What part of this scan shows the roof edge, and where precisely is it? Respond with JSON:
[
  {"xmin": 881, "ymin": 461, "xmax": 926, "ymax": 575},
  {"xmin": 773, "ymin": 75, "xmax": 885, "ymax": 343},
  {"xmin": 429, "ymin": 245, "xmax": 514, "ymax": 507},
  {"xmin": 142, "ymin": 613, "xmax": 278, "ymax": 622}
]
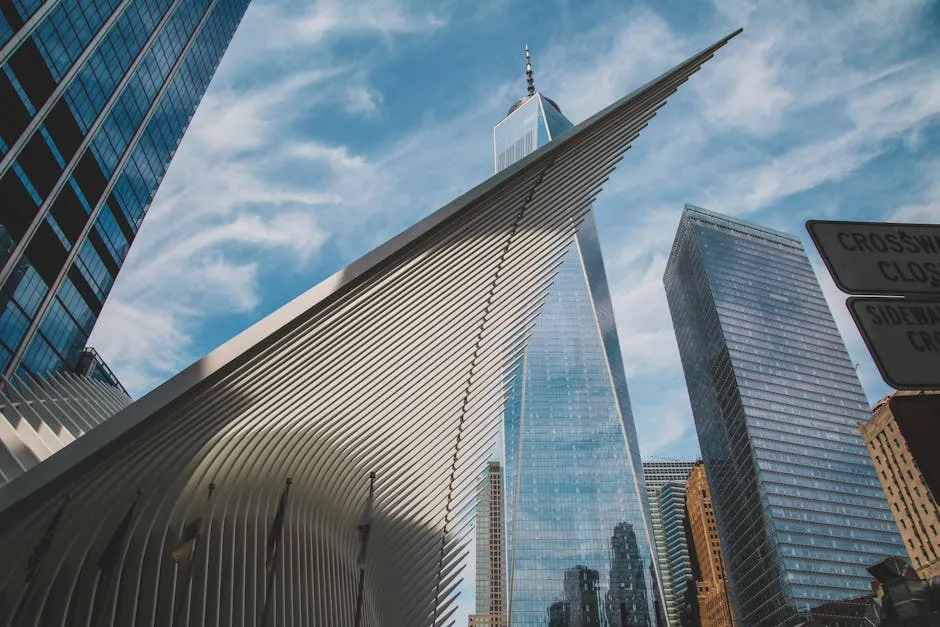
[{"xmin": 0, "ymin": 28, "xmax": 743, "ymax": 512}]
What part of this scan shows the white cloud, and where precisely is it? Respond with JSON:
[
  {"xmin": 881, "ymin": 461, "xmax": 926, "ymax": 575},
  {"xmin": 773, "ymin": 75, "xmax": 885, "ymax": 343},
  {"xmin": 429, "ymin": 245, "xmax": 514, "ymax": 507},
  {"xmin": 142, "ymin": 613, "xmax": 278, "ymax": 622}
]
[
  {"xmin": 190, "ymin": 68, "xmax": 349, "ymax": 152},
  {"xmin": 634, "ymin": 387, "xmax": 693, "ymax": 456},
  {"xmin": 82, "ymin": 1, "xmax": 938, "ymax": 622},
  {"xmin": 697, "ymin": 37, "xmax": 792, "ymax": 134},
  {"xmin": 890, "ymin": 159, "xmax": 940, "ymax": 223},
  {"xmin": 606, "ymin": 212, "xmax": 685, "ymax": 379},
  {"xmin": 344, "ymin": 84, "xmax": 383, "ymax": 116},
  {"xmin": 89, "ymin": 0, "xmax": 445, "ymax": 394},
  {"xmin": 292, "ymin": 0, "xmax": 446, "ymax": 42},
  {"xmin": 91, "ymin": 301, "xmax": 192, "ymax": 394},
  {"xmin": 539, "ymin": 10, "xmax": 686, "ymax": 123}
]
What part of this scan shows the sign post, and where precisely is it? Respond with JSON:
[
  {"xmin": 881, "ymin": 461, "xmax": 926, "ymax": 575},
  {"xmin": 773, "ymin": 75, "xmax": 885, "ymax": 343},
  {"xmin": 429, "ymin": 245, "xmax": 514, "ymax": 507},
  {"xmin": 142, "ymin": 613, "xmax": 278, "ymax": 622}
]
[
  {"xmin": 806, "ymin": 221, "xmax": 940, "ymax": 295},
  {"xmin": 847, "ymin": 297, "xmax": 940, "ymax": 389},
  {"xmin": 806, "ymin": 220, "xmax": 940, "ymax": 390}
]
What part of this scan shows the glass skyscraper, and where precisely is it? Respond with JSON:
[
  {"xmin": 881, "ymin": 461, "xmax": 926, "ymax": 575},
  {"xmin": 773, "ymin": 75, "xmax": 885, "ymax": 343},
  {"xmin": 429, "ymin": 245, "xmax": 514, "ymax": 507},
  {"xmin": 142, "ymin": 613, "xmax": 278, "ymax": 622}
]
[
  {"xmin": 0, "ymin": 0, "xmax": 250, "ymax": 383},
  {"xmin": 495, "ymin": 62, "xmax": 658, "ymax": 626},
  {"xmin": 663, "ymin": 205, "xmax": 905, "ymax": 625},
  {"xmin": 642, "ymin": 459, "xmax": 696, "ymax": 627}
]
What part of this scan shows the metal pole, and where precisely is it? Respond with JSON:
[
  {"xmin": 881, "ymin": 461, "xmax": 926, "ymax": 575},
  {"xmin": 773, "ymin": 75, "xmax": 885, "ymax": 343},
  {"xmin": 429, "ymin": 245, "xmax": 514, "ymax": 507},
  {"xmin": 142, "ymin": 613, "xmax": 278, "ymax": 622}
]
[
  {"xmin": 353, "ymin": 566, "xmax": 367, "ymax": 627},
  {"xmin": 354, "ymin": 471, "xmax": 376, "ymax": 627}
]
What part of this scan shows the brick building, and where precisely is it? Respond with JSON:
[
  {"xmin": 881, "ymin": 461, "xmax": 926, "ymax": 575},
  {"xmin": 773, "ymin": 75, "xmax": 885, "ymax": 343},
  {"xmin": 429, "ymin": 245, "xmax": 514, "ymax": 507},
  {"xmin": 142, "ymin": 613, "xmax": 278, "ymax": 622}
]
[
  {"xmin": 685, "ymin": 462, "xmax": 735, "ymax": 627},
  {"xmin": 859, "ymin": 391, "xmax": 940, "ymax": 579}
]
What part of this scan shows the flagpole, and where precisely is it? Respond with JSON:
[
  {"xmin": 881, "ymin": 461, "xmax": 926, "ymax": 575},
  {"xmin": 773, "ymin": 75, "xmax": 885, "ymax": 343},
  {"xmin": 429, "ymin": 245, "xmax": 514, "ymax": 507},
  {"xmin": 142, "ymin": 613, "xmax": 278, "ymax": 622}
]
[
  {"xmin": 171, "ymin": 482, "xmax": 215, "ymax": 627},
  {"xmin": 91, "ymin": 488, "xmax": 143, "ymax": 627},
  {"xmin": 260, "ymin": 478, "xmax": 292, "ymax": 627},
  {"xmin": 354, "ymin": 471, "xmax": 376, "ymax": 627},
  {"xmin": 10, "ymin": 493, "xmax": 72, "ymax": 626}
]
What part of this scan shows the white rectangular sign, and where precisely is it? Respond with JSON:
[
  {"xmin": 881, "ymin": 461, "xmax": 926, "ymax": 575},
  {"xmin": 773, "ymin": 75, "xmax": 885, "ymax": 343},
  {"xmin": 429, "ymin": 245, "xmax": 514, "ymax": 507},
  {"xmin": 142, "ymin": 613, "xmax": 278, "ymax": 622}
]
[
  {"xmin": 847, "ymin": 297, "xmax": 940, "ymax": 390},
  {"xmin": 807, "ymin": 221, "xmax": 940, "ymax": 295}
]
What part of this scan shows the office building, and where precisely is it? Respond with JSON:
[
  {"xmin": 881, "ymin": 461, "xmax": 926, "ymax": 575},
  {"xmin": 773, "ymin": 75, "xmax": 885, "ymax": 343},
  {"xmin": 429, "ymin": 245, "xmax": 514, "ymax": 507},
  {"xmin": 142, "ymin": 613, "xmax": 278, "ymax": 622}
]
[
  {"xmin": 548, "ymin": 601, "xmax": 572, "ymax": 627},
  {"xmin": 642, "ymin": 459, "xmax": 696, "ymax": 626},
  {"xmin": 801, "ymin": 595, "xmax": 872, "ymax": 626},
  {"xmin": 664, "ymin": 205, "xmax": 906, "ymax": 625},
  {"xmin": 659, "ymin": 483, "xmax": 692, "ymax": 626},
  {"xmin": 605, "ymin": 522, "xmax": 651, "ymax": 626},
  {"xmin": 0, "ymin": 0, "xmax": 251, "ymax": 384},
  {"xmin": 470, "ymin": 461, "xmax": 507, "ymax": 627},
  {"xmin": 561, "ymin": 565, "xmax": 602, "ymax": 626},
  {"xmin": 860, "ymin": 391, "xmax": 940, "ymax": 579},
  {"xmin": 0, "ymin": 33, "xmax": 739, "ymax": 627},
  {"xmin": 685, "ymin": 462, "xmax": 734, "ymax": 627},
  {"xmin": 74, "ymin": 346, "xmax": 125, "ymax": 391},
  {"xmin": 498, "ymin": 47, "xmax": 658, "ymax": 626}
]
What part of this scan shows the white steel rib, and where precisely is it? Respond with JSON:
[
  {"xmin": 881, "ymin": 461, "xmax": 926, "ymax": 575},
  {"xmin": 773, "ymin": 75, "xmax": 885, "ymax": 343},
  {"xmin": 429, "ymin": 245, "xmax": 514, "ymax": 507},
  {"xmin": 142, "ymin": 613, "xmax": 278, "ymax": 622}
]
[
  {"xmin": 0, "ymin": 29, "xmax": 739, "ymax": 627},
  {"xmin": 0, "ymin": 373, "xmax": 130, "ymax": 486}
]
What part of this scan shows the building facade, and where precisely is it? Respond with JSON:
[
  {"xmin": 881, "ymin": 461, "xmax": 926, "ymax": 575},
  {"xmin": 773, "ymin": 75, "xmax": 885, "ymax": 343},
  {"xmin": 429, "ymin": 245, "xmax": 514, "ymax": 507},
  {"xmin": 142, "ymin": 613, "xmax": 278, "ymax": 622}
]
[
  {"xmin": 860, "ymin": 391, "xmax": 940, "ymax": 579},
  {"xmin": 659, "ymin": 483, "xmax": 692, "ymax": 626},
  {"xmin": 605, "ymin": 522, "xmax": 651, "ymax": 626},
  {"xmin": 496, "ymin": 55, "xmax": 659, "ymax": 626},
  {"xmin": 664, "ymin": 205, "xmax": 906, "ymax": 625},
  {"xmin": 642, "ymin": 460, "xmax": 696, "ymax": 626},
  {"xmin": 0, "ymin": 32, "xmax": 739, "ymax": 627},
  {"xmin": 470, "ymin": 461, "xmax": 507, "ymax": 627},
  {"xmin": 0, "ymin": 370, "xmax": 130, "ymax": 484},
  {"xmin": 685, "ymin": 462, "xmax": 734, "ymax": 627},
  {"xmin": 0, "ymin": 0, "xmax": 251, "ymax": 382}
]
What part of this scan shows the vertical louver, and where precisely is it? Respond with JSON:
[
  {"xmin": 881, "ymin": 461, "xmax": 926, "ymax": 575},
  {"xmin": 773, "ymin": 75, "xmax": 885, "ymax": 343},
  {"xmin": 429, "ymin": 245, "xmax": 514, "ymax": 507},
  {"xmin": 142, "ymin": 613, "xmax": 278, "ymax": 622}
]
[{"xmin": 0, "ymin": 30, "xmax": 739, "ymax": 627}]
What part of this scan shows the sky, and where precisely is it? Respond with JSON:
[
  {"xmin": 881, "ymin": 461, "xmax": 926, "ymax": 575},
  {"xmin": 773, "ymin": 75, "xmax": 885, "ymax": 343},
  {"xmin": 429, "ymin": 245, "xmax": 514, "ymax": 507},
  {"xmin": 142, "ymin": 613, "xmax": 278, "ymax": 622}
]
[{"xmin": 86, "ymin": 0, "xmax": 939, "ymax": 618}]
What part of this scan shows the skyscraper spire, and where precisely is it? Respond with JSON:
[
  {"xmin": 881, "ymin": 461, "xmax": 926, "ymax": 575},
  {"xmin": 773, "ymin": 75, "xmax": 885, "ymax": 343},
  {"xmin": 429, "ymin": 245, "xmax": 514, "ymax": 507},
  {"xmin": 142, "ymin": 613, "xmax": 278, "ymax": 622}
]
[{"xmin": 525, "ymin": 44, "xmax": 535, "ymax": 96}]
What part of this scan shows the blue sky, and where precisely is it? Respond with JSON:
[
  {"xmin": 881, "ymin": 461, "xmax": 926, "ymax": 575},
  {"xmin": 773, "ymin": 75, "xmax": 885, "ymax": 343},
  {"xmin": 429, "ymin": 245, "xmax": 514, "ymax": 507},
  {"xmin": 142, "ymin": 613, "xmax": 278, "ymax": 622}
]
[
  {"xmin": 89, "ymin": 0, "xmax": 940, "ymax": 455},
  {"xmin": 84, "ymin": 0, "xmax": 938, "ymax": 618}
]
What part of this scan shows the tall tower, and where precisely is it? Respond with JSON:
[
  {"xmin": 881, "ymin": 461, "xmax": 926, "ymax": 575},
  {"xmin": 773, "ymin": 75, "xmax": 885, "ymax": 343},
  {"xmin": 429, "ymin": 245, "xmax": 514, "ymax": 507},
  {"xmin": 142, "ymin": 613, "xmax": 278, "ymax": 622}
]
[
  {"xmin": 605, "ymin": 523, "xmax": 650, "ymax": 626},
  {"xmin": 0, "ymin": 0, "xmax": 251, "ymax": 383},
  {"xmin": 495, "ymin": 47, "xmax": 659, "ymax": 625},
  {"xmin": 471, "ymin": 461, "xmax": 507, "ymax": 627},
  {"xmin": 0, "ymin": 35, "xmax": 739, "ymax": 627},
  {"xmin": 642, "ymin": 460, "xmax": 696, "ymax": 626},
  {"xmin": 663, "ymin": 205, "xmax": 906, "ymax": 625},
  {"xmin": 684, "ymin": 462, "xmax": 734, "ymax": 627}
]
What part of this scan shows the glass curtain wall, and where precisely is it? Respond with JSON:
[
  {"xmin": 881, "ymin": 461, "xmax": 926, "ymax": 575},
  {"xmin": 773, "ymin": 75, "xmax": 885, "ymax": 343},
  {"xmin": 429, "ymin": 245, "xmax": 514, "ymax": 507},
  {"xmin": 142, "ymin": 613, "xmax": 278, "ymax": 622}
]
[
  {"xmin": 0, "ymin": 0, "xmax": 251, "ymax": 381},
  {"xmin": 663, "ymin": 205, "xmax": 905, "ymax": 625},
  {"xmin": 496, "ymin": 93, "xmax": 659, "ymax": 626}
]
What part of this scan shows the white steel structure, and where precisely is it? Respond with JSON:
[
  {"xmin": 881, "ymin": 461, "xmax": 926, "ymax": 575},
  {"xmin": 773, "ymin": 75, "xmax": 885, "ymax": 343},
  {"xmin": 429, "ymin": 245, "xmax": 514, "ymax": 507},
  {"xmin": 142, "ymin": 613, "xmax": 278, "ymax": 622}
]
[
  {"xmin": 0, "ymin": 373, "xmax": 130, "ymax": 485},
  {"xmin": 0, "ymin": 31, "xmax": 738, "ymax": 627}
]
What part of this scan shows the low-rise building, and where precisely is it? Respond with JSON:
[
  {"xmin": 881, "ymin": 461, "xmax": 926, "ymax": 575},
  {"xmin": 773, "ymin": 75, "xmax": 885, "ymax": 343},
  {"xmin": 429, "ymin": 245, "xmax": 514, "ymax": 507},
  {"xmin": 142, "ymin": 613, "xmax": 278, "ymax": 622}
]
[{"xmin": 859, "ymin": 391, "xmax": 940, "ymax": 579}]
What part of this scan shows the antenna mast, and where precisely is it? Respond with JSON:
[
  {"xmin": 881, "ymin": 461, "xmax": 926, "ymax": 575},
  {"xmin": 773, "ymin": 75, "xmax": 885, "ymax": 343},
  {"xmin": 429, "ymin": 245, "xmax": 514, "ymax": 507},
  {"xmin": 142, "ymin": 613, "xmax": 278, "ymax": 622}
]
[{"xmin": 525, "ymin": 44, "xmax": 535, "ymax": 96}]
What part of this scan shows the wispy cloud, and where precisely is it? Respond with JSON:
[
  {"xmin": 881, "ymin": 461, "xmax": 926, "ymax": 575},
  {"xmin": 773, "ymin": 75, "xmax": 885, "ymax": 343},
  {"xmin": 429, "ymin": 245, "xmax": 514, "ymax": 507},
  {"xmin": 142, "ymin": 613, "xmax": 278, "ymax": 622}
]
[
  {"xmin": 89, "ymin": 0, "xmax": 447, "ymax": 393},
  {"xmin": 890, "ymin": 159, "xmax": 940, "ymax": 223},
  {"xmin": 633, "ymin": 386, "xmax": 694, "ymax": 456},
  {"xmin": 529, "ymin": 0, "xmax": 939, "ymax": 456},
  {"xmin": 86, "ymin": 0, "xmax": 938, "ymax": 621}
]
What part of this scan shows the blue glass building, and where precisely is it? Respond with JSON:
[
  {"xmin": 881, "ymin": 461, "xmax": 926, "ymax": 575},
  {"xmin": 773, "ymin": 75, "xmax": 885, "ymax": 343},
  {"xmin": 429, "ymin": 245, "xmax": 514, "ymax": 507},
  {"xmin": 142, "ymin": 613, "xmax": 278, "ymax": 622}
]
[
  {"xmin": 496, "ymin": 62, "xmax": 659, "ymax": 626},
  {"xmin": 663, "ymin": 205, "xmax": 905, "ymax": 625},
  {"xmin": 642, "ymin": 459, "xmax": 696, "ymax": 627},
  {"xmin": 0, "ymin": 0, "xmax": 250, "ymax": 383}
]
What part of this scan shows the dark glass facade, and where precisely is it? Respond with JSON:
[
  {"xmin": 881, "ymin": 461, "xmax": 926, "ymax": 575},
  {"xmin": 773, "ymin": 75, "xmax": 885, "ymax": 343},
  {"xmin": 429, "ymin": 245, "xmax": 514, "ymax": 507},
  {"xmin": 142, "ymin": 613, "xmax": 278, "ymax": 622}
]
[
  {"xmin": 642, "ymin": 460, "xmax": 696, "ymax": 627},
  {"xmin": 663, "ymin": 205, "xmax": 905, "ymax": 625},
  {"xmin": 496, "ymin": 93, "xmax": 658, "ymax": 626},
  {"xmin": 0, "ymin": 0, "xmax": 250, "ymax": 381}
]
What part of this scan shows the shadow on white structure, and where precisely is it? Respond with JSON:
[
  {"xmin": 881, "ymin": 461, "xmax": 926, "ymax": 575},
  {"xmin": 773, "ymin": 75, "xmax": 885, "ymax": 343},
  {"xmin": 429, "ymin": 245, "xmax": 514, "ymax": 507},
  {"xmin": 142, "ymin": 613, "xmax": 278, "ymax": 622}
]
[{"xmin": 0, "ymin": 29, "xmax": 739, "ymax": 627}]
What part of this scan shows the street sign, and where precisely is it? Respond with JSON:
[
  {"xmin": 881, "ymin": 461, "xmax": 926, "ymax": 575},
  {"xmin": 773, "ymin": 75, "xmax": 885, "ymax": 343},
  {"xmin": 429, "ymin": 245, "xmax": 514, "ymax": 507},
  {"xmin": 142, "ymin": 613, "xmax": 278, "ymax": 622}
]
[
  {"xmin": 806, "ymin": 221, "xmax": 940, "ymax": 295},
  {"xmin": 847, "ymin": 296, "xmax": 940, "ymax": 389}
]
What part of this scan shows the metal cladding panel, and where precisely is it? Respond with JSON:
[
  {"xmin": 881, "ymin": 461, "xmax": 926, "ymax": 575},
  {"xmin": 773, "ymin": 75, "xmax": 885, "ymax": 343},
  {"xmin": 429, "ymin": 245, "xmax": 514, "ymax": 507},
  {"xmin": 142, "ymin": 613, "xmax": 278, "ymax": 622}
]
[
  {"xmin": 0, "ymin": 373, "xmax": 130, "ymax": 485},
  {"xmin": 0, "ymin": 31, "xmax": 739, "ymax": 627}
]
